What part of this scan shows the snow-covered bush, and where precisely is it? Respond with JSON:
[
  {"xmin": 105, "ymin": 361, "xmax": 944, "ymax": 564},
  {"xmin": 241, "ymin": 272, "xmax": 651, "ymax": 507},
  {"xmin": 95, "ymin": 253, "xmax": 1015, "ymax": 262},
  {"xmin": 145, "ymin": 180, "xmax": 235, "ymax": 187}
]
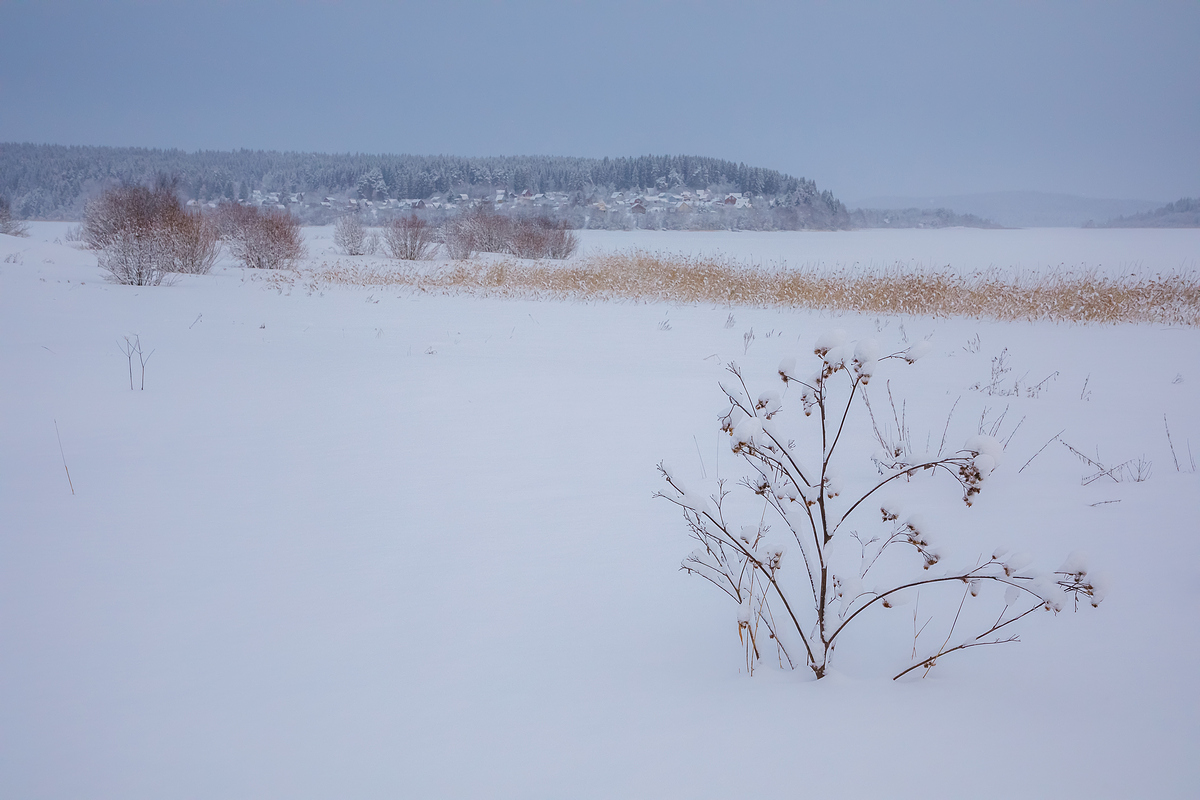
[
  {"xmin": 333, "ymin": 213, "xmax": 367, "ymax": 255},
  {"xmin": 509, "ymin": 218, "xmax": 579, "ymax": 259},
  {"xmin": 439, "ymin": 209, "xmax": 578, "ymax": 260},
  {"xmin": 440, "ymin": 213, "xmax": 479, "ymax": 260},
  {"xmin": 83, "ymin": 184, "xmax": 219, "ymax": 284},
  {"xmin": 658, "ymin": 330, "xmax": 1104, "ymax": 680},
  {"xmin": 385, "ymin": 214, "xmax": 436, "ymax": 260},
  {"xmin": 220, "ymin": 204, "xmax": 305, "ymax": 270}
]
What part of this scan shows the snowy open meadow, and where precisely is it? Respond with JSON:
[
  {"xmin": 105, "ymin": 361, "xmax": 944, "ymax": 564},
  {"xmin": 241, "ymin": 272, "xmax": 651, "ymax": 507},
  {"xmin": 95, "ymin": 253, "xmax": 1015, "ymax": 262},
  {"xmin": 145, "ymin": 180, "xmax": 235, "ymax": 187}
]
[{"xmin": 3, "ymin": 222, "xmax": 1199, "ymax": 798}]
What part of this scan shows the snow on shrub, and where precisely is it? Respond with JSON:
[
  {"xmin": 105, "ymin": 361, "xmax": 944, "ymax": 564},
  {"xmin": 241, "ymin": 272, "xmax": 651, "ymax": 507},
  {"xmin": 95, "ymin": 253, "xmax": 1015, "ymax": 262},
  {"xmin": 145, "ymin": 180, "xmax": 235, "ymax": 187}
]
[
  {"xmin": 333, "ymin": 213, "xmax": 367, "ymax": 256},
  {"xmin": 84, "ymin": 182, "xmax": 219, "ymax": 285},
  {"xmin": 218, "ymin": 204, "xmax": 305, "ymax": 270},
  {"xmin": 657, "ymin": 331, "xmax": 1103, "ymax": 680}
]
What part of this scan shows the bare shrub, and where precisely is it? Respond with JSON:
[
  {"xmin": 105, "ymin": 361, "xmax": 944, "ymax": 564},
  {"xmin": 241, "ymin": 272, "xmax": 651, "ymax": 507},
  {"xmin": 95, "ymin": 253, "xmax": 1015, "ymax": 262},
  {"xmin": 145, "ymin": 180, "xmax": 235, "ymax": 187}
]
[
  {"xmin": 510, "ymin": 218, "xmax": 577, "ymax": 260},
  {"xmin": 467, "ymin": 208, "xmax": 513, "ymax": 254},
  {"xmin": 221, "ymin": 204, "xmax": 305, "ymax": 269},
  {"xmin": 84, "ymin": 183, "xmax": 219, "ymax": 284},
  {"xmin": 438, "ymin": 209, "xmax": 577, "ymax": 260},
  {"xmin": 441, "ymin": 207, "xmax": 513, "ymax": 257},
  {"xmin": 440, "ymin": 215, "xmax": 478, "ymax": 260},
  {"xmin": 165, "ymin": 210, "xmax": 220, "ymax": 274},
  {"xmin": 543, "ymin": 226, "xmax": 579, "ymax": 260},
  {"xmin": 83, "ymin": 185, "xmax": 156, "ymax": 251},
  {"xmin": 385, "ymin": 214, "xmax": 436, "ymax": 260},
  {"xmin": 333, "ymin": 214, "xmax": 366, "ymax": 255},
  {"xmin": 508, "ymin": 218, "xmax": 548, "ymax": 259},
  {"xmin": 96, "ymin": 231, "xmax": 172, "ymax": 286},
  {"xmin": 0, "ymin": 196, "xmax": 29, "ymax": 237}
]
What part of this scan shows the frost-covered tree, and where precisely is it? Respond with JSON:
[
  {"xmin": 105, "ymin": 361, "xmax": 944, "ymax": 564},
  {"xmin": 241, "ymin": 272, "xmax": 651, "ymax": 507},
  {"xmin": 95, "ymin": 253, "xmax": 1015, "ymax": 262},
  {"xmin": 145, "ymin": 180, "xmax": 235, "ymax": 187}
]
[
  {"xmin": 658, "ymin": 331, "xmax": 1104, "ymax": 679},
  {"xmin": 356, "ymin": 167, "xmax": 389, "ymax": 201}
]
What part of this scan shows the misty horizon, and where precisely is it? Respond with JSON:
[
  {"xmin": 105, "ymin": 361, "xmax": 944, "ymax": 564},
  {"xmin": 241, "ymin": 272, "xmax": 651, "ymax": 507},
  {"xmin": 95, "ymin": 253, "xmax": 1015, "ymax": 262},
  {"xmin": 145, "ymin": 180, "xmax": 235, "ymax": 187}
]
[{"xmin": 2, "ymin": 2, "xmax": 1196, "ymax": 202}]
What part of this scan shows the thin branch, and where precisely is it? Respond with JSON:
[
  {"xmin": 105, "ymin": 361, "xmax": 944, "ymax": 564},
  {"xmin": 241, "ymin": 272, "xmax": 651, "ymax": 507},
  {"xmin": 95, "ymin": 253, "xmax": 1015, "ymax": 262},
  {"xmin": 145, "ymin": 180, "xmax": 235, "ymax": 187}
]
[
  {"xmin": 1019, "ymin": 430, "xmax": 1064, "ymax": 474},
  {"xmin": 937, "ymin": 396, "xmax": 960, "ymax": 457},
  {"xmin": 893, "ymin": 637, "xmax": 1018, "ymax": 680},
  {"xmin": 54, "ymin": 419, "xmax": 74, "ymax": 495}
]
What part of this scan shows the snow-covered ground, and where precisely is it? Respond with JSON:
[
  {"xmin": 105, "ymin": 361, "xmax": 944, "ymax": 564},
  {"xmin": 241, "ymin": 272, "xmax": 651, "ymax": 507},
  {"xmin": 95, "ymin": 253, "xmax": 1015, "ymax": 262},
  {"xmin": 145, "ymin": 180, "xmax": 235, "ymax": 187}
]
[
  {"xmin": 2, "ymin": 223, "xmax": 1198, "ymax": 798},
  {"xmin": 568, "ymin": 227, "xmax": 1200, "ymax": 276},
  {"xmin": 303, "ymin": 223, "xmax": 1200, "ymax": 277}
]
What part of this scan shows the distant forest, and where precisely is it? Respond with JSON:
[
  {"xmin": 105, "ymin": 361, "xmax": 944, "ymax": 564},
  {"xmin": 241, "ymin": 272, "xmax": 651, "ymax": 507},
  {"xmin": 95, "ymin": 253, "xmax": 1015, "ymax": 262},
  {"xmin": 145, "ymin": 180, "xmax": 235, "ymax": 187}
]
[
  {"xmin": 1099, "ymin": 198, "xmax": 1200, "ymax": 228},
  {"xmin": 848, "ymin": 207, "xmax": 1001, "ymax": 229},
  {"xmin": 0, "ymin": 143, "xmax": 851, "ymax": 228}
]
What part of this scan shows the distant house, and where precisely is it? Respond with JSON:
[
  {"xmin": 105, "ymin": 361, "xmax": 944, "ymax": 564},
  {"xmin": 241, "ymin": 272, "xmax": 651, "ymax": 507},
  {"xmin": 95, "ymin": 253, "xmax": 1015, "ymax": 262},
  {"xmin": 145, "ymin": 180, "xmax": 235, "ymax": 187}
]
[
  {"xmin": 414, "ymin": 199, "xmax": 426, "ymax": 209},
  {"xmin": 676, "ymin": 202, "xmax": 692, "ymax": 213},
  {"xmin": 631, "ymin": 200, "xmax": 647, "ymax": 214}
]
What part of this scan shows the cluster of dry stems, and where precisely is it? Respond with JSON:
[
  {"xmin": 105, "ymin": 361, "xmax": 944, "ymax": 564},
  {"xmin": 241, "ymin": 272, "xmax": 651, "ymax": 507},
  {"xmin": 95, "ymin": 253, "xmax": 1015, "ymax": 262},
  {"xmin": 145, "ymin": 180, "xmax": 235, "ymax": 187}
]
[{"xmin": 294, "ymin": 249, "xmax": 1200, "ymax": 326}]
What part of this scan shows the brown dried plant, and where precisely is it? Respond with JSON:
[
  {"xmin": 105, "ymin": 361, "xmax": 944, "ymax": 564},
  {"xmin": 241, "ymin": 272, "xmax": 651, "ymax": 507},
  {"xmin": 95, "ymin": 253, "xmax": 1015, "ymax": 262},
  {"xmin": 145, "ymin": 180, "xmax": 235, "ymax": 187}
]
[
  {"xmin": 295, "ymin": 249, "xmax": 1200, "ymax": 326},
  {"xmin": 656, "ymin": 333, "xmax": 1104, "ymax": 680}
]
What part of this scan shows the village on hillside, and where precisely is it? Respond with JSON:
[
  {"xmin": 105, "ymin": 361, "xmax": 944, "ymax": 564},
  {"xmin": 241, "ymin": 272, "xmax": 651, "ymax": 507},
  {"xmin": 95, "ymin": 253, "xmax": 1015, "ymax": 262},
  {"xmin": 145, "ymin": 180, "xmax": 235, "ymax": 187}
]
[{"xmin": 189, "ymin": 186, "xmax": 757, "ymax": 217}]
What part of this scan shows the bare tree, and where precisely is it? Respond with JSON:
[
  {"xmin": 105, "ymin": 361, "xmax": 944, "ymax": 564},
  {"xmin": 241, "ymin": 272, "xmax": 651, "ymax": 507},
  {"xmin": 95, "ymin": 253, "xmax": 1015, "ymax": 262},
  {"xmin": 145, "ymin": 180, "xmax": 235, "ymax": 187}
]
[
  {"xmin": 333, "ymin": 213, "xmax": 367, "ymax": 255},
  {"xmin": 384, "ymin": 214, "xmax": 436, "ymax": 260}
]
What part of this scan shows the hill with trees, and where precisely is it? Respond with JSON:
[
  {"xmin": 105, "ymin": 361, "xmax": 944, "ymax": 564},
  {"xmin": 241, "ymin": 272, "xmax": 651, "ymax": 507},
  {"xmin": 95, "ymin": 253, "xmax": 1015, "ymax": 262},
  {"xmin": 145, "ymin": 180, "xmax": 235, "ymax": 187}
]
[
  {"xmin": 0, "ymin": 143, "xmax": 851, "ymax": 230},
  {"xmin": 1099, "ymin": 197, "xmax": 1200, "ymax": 228}
]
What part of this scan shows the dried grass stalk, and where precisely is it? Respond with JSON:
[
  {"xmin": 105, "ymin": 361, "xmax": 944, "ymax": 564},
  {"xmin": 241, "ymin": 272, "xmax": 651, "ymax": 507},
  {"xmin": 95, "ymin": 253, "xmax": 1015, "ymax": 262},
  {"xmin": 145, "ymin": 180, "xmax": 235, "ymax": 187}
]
[{"xmin": 277, "ymin": 250, "xmax": 1200, "ymax": 326}]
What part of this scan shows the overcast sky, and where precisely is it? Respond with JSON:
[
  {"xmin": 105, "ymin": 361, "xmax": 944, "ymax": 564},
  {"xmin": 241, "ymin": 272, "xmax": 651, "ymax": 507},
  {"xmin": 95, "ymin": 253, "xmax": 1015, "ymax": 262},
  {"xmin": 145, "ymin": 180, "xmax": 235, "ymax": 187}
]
[{"xmin": 1, "ymin": 1, "xmax": 1196, "ymax": 202}]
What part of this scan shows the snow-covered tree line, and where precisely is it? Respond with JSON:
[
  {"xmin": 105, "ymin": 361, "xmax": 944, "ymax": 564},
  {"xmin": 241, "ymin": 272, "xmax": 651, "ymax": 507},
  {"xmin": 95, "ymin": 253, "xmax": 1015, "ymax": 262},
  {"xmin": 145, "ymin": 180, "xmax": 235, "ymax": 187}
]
[
  {"xmin": 1097, "ymin": 197, "xmax": 1200, "ymax": 228},
  {"xmin": 0, "ymin": 143, "xmax": 845, "ymax": 226}
]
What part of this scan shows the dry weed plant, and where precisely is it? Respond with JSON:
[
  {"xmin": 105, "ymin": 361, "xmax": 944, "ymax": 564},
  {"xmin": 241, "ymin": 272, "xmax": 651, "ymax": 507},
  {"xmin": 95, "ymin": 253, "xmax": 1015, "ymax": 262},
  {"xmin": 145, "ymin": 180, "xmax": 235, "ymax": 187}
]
[
  {"xmin": 657, "ymin": 331, "xmax": 1104, "ymax": 680},
  {"xmin": 284, "ymin": 250, "xmax": 1200, "ymax": 326}
]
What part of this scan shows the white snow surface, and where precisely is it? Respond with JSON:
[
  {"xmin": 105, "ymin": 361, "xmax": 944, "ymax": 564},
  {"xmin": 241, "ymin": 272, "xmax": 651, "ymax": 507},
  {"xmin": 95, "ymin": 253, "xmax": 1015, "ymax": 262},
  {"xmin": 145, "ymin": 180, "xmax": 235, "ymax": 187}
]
[
  {"xmin": 2, "ymin": 223, "xmax": 1199, "ymax": 798},
  {"xmin": 572, "ymin": 227, "xmax": 1200, "ymax": 277}
]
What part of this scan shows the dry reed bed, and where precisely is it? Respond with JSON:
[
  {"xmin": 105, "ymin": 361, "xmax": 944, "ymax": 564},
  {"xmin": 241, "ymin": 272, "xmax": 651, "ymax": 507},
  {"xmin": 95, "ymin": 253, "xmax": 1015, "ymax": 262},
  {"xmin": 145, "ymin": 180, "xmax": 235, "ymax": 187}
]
[{"xmin": 276, "ymin": 251, "xmax": 1200, "ymax": 326}]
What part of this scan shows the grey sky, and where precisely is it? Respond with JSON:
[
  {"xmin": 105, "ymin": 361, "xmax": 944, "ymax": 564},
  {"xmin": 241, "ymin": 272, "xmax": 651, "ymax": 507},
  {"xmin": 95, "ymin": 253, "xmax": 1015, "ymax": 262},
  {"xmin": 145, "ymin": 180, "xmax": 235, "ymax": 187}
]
[{"xmin": 1, "ymin": 1, "xmax": 1196, "ymax": 202}]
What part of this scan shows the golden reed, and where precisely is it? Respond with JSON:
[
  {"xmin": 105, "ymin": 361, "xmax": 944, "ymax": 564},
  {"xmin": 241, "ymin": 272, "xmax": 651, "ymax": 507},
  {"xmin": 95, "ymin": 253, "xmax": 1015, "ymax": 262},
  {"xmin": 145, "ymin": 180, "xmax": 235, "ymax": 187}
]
[{"xmin": 279, "ymin": 250, "xmax": 1200, "ymax": 326}]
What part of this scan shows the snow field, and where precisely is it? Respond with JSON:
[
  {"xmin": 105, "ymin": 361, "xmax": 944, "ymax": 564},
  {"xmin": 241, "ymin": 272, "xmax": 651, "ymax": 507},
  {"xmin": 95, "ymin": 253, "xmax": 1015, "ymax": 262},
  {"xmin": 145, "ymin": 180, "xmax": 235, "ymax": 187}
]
[{"xmin": 1, "ymin": 223, "xmax": 1198, "ymax": 798}]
